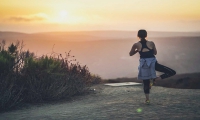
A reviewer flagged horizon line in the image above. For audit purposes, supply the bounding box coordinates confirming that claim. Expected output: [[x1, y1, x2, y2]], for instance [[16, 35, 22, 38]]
[[1, 30, 200, 34]]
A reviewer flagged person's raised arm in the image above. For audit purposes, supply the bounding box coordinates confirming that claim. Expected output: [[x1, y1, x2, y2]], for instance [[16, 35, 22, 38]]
[[152, 42, 157, 55], [129, 43, 138, 56]]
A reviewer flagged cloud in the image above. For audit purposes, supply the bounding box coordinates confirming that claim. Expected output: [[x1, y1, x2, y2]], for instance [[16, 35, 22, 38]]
[[7, 13, 48, 22], [9, 16, 44, 22]]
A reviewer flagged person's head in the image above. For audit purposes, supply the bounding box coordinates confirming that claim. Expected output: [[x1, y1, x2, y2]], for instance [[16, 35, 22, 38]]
[[137, 29, 147, 39]]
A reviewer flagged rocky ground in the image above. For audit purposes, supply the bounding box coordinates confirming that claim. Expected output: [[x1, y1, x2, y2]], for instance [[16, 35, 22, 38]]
[[0, 84, 200, 120]]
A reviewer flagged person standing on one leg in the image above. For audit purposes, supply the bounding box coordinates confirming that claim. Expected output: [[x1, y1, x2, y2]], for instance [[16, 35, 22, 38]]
[[129, 29, 176, 104]]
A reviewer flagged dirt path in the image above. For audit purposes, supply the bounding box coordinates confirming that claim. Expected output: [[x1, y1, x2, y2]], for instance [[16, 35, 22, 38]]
[[0, 84, 200, 120]]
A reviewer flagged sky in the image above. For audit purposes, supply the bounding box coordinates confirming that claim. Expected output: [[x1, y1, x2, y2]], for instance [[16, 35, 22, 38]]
[[0, 0, 200, 33]]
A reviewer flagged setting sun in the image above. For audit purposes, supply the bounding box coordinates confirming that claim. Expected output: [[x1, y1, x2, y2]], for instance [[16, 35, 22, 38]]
[[59, 11, 68, 17], [47, 10, 84, 24], [0, 0, 200, 32], [59, 11, 68, 19], [56, 10, 69, 23]]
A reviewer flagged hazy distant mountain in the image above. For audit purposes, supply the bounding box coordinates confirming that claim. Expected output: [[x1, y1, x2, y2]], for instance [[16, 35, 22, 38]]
[[1, 31, 200, 42], [0, 31, 200, 79], [33, 30, 200, 37]]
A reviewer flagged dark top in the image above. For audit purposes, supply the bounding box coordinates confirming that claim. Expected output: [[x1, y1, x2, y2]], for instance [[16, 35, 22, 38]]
[[139, 41, 155, 58]]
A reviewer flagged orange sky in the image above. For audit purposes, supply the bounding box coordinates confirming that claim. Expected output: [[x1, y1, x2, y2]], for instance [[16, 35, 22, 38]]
[[0, 0, 200, 33]]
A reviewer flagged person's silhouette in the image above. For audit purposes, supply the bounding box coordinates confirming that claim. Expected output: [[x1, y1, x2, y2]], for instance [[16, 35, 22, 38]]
[[129, 29, 176, 104]]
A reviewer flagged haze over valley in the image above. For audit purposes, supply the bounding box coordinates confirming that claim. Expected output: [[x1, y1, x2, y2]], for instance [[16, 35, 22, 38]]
[[1, 31, 200, 79]]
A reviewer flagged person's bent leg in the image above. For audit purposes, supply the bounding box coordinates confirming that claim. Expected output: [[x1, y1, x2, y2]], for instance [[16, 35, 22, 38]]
[[155, 61, 176, 80]]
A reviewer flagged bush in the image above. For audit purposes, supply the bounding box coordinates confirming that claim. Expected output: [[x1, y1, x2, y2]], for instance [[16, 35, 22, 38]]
[[89, 74, 102, 84], [21, 55, 92, 102], [0, 50, 15, 74], [0, 40, 101, 111], [0, 41, 24, 110], [0, 73, 23, 111]]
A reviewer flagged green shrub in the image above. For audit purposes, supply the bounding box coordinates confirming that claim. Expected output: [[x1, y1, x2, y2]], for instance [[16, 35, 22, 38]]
[[0, 39, 105, 111], [89, 74, 102, 84], [0, 50, 15, 74], [0, 41, 23, 111], [0, 40, 102, 111], [21, 55, 91, 102], [0, 73, 24, 111]]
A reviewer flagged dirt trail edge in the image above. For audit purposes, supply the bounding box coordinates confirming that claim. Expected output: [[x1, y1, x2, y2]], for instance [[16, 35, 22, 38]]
[[0, 84, 200, 120]]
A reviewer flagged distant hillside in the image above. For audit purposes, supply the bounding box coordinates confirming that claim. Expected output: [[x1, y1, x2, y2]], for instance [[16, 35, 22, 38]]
[[103, 73, 200, 89], [1, 31, 200, 42], [0, 31, 200, 79]]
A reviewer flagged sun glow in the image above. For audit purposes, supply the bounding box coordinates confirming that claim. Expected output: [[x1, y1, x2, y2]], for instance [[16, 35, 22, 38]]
[[53, 10, 68, 23], [47, 10, 84, 24], [59, 11, 68, 19], [0, 0, 200, 32]]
